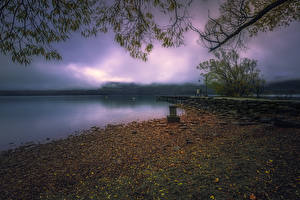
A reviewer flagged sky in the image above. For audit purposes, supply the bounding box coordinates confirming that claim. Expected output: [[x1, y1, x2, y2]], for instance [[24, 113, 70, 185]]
[[0, 1, 299, 90]]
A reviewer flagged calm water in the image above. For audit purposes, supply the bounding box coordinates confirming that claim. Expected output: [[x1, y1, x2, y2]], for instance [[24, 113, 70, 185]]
[[0, 95, 171, 151]]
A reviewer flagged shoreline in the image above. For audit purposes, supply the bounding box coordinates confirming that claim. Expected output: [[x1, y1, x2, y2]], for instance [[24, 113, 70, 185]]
[[0, 94, 171, 153], [1, 106, 299, 200], [0, 109, 183, 154]]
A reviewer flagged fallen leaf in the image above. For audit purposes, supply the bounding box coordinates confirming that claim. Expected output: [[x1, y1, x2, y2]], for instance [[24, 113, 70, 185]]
[[249, 193, 256, 200]]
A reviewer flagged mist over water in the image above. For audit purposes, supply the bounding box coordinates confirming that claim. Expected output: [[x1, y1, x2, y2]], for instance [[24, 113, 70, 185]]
[[0, 95, 171, 151]]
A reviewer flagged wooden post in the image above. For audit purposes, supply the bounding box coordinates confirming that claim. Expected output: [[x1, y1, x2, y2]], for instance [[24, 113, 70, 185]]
[[169, 105, 177, 116], [167, 105, 180, 123]]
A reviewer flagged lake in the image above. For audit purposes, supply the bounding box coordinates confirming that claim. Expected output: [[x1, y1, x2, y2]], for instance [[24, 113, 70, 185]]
[[0, 95, 172, 151]]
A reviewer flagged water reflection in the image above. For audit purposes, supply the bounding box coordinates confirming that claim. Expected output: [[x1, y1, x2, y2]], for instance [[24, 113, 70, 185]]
[[0, 95, 170, 151]]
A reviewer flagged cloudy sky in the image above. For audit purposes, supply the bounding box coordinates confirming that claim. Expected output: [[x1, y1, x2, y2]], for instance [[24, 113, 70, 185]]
[[0, 1, 299, 90]]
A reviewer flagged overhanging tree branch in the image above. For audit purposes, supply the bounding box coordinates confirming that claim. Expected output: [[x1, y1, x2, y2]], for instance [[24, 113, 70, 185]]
[[195, 0, 299, 52], [0, 0, 192, 64], [209, 0, 290, 51]]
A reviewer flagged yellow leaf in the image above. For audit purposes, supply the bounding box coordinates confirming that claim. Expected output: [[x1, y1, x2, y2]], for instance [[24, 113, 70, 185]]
[[249, 193, 256, 200]]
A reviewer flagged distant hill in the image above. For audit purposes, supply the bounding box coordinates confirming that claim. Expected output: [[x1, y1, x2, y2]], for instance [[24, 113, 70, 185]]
[[264, 79, 300, 94], [0, 82, 212, 96], [98, 82, 213, 96], [2, 80, 299, 96]]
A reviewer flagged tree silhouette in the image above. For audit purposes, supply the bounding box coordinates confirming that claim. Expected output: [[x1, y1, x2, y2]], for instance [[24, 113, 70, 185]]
[[197, 49, 265, 97]]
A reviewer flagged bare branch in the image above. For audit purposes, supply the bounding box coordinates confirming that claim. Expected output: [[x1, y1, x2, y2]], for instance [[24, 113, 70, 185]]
[[195, 0, 299, 52], [210, 0, 290, 51]]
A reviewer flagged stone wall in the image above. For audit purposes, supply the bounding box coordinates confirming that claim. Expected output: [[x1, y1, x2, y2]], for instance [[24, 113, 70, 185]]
[[157, 96, 300, 127]]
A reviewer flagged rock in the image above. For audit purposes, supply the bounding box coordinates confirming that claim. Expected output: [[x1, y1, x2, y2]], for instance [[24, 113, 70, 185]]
[[186, 139, 193, 144], [252, 114, 261, 120], [211, 132, 220, 137], [91, 126, 100, 131], [116, 159, 122, 165], [163, 144, 171, 150], [106, 124, 114, 129], [231, 121, 240, 125], [240, 117, 251, 121], [173, 146, 181, 151], [21, 142, 36, 150], [232, 121, 257, 126], [259, 118, 273, 123], [228, 110, 238, 115], [274, 119, 300, 128], [167, 115, 180, 123], [24, 141, 35, 146], [179, 124, 188, 129]]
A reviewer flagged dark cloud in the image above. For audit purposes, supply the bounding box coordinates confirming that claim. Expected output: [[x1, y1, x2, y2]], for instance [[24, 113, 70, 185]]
[[0, 57, 91, 90], [243, 22, 300, 81]]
